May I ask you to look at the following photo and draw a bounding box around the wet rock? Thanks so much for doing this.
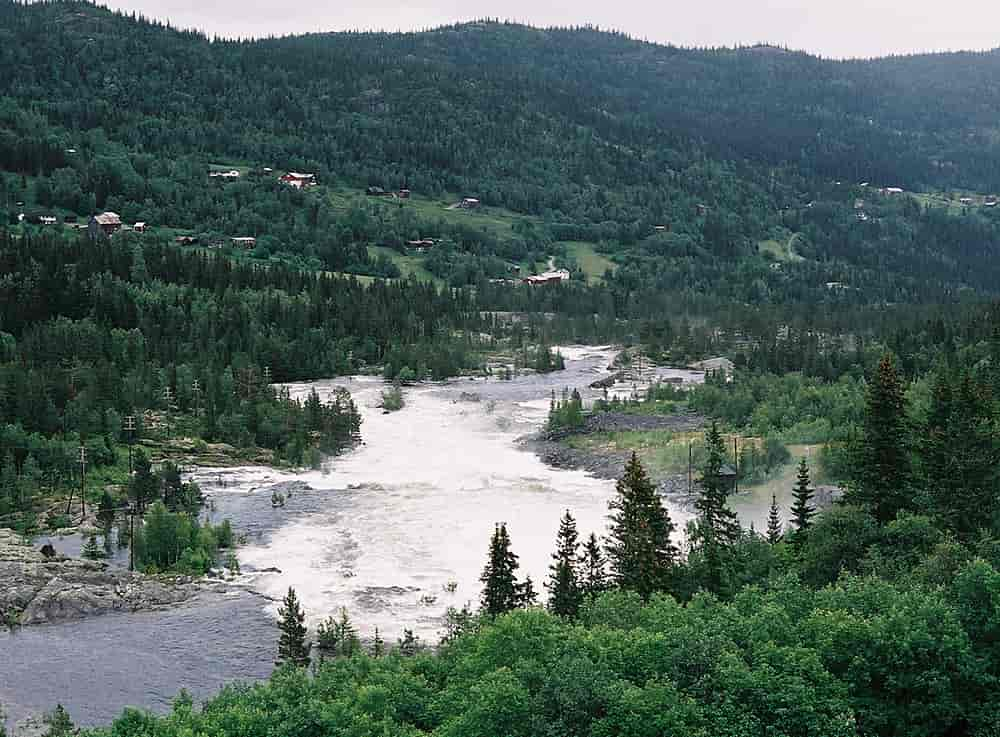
[1,528,201,627]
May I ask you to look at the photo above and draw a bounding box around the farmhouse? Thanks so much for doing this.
[524,269,570,285]
[39,216,57,226]
[398,188,411,199]
[460,197,480,209]
[88,212,122,240]
[880,186,904,196]
[959,196,974,206]
[134,222,147,233]
[282,173,317,189]
[231,237,257,249]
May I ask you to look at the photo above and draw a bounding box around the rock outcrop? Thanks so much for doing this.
[0,528,200,626]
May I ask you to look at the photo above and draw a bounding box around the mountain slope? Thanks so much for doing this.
[3,1,1000,306]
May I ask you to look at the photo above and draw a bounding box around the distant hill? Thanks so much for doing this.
[3,0,1000,306]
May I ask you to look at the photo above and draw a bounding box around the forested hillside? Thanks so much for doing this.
[3,1,1000,305]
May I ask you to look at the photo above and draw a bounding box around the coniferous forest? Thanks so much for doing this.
[6,1,1000,735]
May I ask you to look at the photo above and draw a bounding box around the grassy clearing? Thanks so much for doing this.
[326,186,538,243]
[910,190,996,215]
[758,233,805,262]
[368,245,443,285]
[562,241,615,283]
[567,428,705,477]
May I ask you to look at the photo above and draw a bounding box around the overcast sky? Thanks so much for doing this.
[101,0,998,59]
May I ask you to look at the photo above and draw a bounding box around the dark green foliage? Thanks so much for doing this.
[695,421,740,544]
[546,388,585,432]
[479,523,525,617]
[919,370,998,538]
[848,353,911,524]
[791,456,816,536]
[276,587,310,668]
[580,532,608,598]
[766,495,783,544]
[43,704,73,737]
[545,510,583,618]
[131,501,231,574]
[605,452,678,599]
[129,449,157,514]
[315,608,360,658]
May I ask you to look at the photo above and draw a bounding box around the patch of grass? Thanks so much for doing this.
[368,245,443,285]
[562,241,616,283]
[567,429,704,477]
[758,233,804,262]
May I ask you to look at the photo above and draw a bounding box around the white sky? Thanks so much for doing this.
[101,0,999,59]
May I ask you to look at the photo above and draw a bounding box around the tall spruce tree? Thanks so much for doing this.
[276,587,310,667]
[546,510,583,618]
[581,532,608,598]
[790,457,816,536]
[766,495,782,544]
[848,353,911,524]
[921,370,998,537]
[605,452,678,599]
[696,422,740,544]
[480,523,522,616]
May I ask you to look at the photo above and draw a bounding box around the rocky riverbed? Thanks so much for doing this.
[0,528,207,626]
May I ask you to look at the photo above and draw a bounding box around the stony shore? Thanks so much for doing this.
[0,528,211,627]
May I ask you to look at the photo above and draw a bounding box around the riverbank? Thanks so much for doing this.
[0,528,213,627]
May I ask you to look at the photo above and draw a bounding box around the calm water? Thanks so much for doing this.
[1,347,715,729]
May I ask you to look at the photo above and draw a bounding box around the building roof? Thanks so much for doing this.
[93,212,121,225]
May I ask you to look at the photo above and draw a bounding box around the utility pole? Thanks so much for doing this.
[78,444,87,520]
[123,414,136,475]
[733,437,739,496]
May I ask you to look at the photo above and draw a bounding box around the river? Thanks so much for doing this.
[2,346,712,730]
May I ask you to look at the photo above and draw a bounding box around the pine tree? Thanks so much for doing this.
[519,575,538,607]
[129,449,158,514]
[766,495,782,544]
[848,353,911,524]
[276,587,310,667]
[696,422,740,544]
[580,532,608,598]
[479,523,523,616]
[372,627,385,657]
[790,457,816,536]
[43,704,74,737]
[316,607,359,657]
[921,370,999,537]
[605,452,678,599]
[398,628,421,656]
[546,510,583,618]
[96,490,116,531]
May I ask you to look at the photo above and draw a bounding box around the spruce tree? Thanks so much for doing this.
[605,452,678,599]
[372,627,385,657]
[696,422,740,544]
[790,457,816,536]
[398,628,421,656]
[43,704,74,737]
[921,370,998,538]
[766,495,782,544]
[546,510,583,618]
[848,353,911,524]
[129,449,158,514]
[479,523,522,616]
[581,532,608,598]
[520,575,538,607]
[276,587,310,667]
